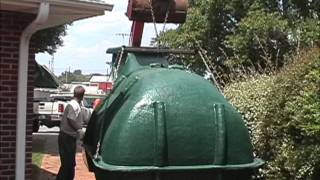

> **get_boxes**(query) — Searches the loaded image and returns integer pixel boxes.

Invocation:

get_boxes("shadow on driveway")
[33,132,82,156]
[33,133,59,156]
[32,164,56,180]
[33,131,86,180]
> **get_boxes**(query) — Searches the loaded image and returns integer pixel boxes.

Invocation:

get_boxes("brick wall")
[0,10,36,180]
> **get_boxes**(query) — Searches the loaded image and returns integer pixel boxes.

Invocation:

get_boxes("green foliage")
[73,69,82,75]
[224,48,320,179]
[225,9,291,69]
[58,69,91,83]
[159,0,320,78]
[31,25,67,55]
[32,137,45,179]
[156,4,211,75]
[292,18,320,48]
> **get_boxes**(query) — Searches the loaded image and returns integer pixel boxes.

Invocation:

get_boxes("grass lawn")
[32,137,45,180]
[32,152,44,166]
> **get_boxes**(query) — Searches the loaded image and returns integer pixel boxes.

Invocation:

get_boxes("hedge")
[224,48,320,179]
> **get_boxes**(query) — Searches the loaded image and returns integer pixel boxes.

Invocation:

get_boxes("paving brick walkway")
[40,153,95,180]
[33,130,95,180]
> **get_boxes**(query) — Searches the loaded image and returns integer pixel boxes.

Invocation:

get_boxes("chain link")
[148,0,159,38]
[94,47,125,158]
[148,0,172,47]
[195,41,223,94]
[94,141,100,159]
[161,2,171,38]
[115,46,125,78]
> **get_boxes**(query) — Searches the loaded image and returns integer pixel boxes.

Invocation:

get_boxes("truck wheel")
[33,120,40,132]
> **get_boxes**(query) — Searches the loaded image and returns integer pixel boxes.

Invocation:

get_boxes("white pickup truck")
[33,94,93,132]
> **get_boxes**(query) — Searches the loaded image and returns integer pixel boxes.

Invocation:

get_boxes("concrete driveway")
[33,126,95,180]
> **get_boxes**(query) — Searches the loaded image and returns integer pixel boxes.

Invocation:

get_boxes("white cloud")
[71,11,130,34]
[37,37,117,75]
[36,0,178,75]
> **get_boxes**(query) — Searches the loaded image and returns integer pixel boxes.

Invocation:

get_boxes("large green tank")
[83,47,264,180]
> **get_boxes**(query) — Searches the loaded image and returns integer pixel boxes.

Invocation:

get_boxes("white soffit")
[0,0,114,28]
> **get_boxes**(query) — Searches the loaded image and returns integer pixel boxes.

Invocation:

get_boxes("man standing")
[56,86,86,180]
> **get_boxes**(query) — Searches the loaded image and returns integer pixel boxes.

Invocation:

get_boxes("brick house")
[0,1,113,179]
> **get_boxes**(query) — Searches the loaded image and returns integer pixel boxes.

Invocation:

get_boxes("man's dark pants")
[56,131,77,180]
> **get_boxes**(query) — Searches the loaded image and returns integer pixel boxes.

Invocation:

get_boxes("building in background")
[89,75,113,93]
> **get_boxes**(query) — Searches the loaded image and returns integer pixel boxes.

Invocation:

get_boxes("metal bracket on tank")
[153,101,168,167]
[123,76,139,94]
[168,64,185,70]
[212,103,226,165]
[110,75,127,94]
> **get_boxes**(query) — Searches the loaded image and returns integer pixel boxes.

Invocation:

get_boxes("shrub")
[224,48,320,179]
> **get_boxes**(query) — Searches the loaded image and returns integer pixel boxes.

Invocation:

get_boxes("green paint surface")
[83,48,263,179]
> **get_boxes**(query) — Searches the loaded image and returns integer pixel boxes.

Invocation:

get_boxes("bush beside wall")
[224,48,320,179]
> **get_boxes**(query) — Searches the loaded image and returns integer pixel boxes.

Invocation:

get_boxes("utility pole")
[48,55,54,73]
[51,55,54,73]
[106,61,111,75]
[65,66,70,84]
[65,68,68,83]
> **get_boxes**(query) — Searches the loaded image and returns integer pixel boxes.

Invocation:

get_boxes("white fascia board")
[1,0,113,12]
[49,0,113,11]
[0,0,113,28]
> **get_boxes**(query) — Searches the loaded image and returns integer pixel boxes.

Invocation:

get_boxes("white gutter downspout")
[16,1,50,180]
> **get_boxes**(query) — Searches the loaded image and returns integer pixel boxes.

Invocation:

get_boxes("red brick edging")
[40,153,95,180]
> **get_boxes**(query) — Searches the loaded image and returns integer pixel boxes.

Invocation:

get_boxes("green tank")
[83,47,264,180]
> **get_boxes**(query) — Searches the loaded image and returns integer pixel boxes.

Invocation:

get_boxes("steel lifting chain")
[161,1,171,37]
[109,47,125,81]
[108,46,125,81]
[114,46,125,78]
[94,141,100,159]
[196,42,223,94]
[94,47,125,159]
[148,0,171,47]
[149,0,159,38]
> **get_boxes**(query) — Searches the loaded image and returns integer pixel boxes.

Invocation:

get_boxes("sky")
[35,0,177,76]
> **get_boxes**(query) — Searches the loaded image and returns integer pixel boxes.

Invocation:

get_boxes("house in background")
[89,75,113,93]
[0,0,113,179]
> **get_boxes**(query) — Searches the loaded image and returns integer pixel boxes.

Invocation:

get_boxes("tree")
[31,25,67,55]
[224,9,291,71]
[58,69,91,83]
[31,0,107,54]
[158,0,256,75]
[224,48,320,179]
[74,69,82,75]
[159,0,320,80]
